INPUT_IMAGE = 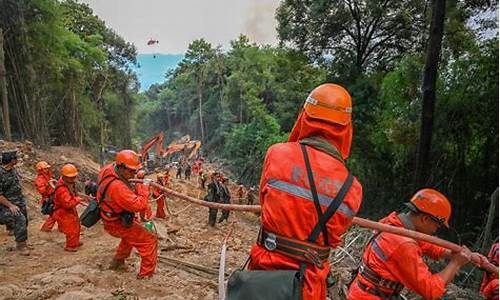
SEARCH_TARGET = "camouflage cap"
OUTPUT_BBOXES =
[1,150,18,164]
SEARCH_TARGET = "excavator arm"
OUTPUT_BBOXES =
[138,131,165,161]
[163,140,202,159]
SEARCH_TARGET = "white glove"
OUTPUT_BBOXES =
[143,179,153,186]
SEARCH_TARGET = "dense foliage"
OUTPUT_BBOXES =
[0,0,139,150]
[0,0,497,255]
[137,1,498,246]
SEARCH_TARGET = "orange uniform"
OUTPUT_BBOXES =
[248,141,363,300]
[35,171,57,231]
[52,178,81,250]
[237,185,245,199]
[347,212,448,300]
[98,164,157,277]
[153,175,168,219]
[248,83,363,300]
[136,182,152,221]
[481,243,499,300]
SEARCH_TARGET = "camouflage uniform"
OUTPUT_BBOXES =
[0,166,28,242]
[205,180,221,226]
[218,182,231,223]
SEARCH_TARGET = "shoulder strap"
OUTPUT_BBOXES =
[300,143,329,245]
[308,171,353,243]
[98,176,118,214]
[50,184,73,211]
[300,143,354,244]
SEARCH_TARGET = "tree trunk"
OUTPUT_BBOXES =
[481,187,498,254]
[474,187,499,286]
[0,26,12,141]
[414,0,446,188]
[198,83,205,142]
[99,97,106,165]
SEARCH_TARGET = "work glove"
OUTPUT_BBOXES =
[471,252,490,269]
[143,179,153,186]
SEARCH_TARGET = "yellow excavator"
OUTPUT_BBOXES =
[138,132,202,167]
[162,135,202,160]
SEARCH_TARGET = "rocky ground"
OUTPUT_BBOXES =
[0,141,484,299]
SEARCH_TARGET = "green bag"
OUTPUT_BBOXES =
[226,269,303,300]
[79,176,116,228]
[79,198,101,228]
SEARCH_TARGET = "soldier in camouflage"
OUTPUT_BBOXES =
[204,172,221,226]
[0,150,29,255]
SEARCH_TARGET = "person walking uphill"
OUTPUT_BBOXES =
[153,174,167,219]
[184,164,192,180]
[98,150,157,279]
[0,150,30,255]
[347,189,472,300]
[35,161,56,232]
[205,172,221,227]
[52,164,82,252]
[218,176,231,223]
[247,83,363,300]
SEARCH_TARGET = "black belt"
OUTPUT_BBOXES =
[259,230,330,268]
[358,261,404,292]
[357,279,403,300]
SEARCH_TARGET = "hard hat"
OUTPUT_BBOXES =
[137,170,146,179]
[36,161,51,171]
[303,83,352,125]
[61,164,78,177]
[115,150,142,170]
[407,188,452,228]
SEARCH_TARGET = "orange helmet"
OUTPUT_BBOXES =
[408,188,452,228]
[61,164,78,177]
[303,83,352,125]
[36,161,51,171]
[115,150,142,170]
[137,170,146,179]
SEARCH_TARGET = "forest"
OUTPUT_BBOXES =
[1,0,498,248]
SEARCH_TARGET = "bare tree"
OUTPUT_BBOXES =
[0,26,12,141]
[414,0,446,188]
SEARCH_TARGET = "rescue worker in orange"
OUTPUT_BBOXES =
[236,184,245,203]
[52,164,82,252]
[347,189,473,300]
[136,170,152,222]
[248,83,363,300]
[98,150,157,279]
[153,174,167,219]
[481,242,499,300]
[34,161,56,232]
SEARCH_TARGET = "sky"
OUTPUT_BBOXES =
[80,0,281,54]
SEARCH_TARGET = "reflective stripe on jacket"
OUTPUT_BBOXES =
[249,140,363,300]
[348,212,447,300]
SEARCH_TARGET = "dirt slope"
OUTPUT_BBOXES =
[0,141,259,300]
[0,141,482,300]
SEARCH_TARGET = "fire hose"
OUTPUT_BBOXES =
[130,179,499,276]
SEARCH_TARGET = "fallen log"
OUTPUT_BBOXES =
[130,180,260,212]
[159,257,214,280]
[352,218,498,275]
[158,254,221,276]
[132,179,499,276]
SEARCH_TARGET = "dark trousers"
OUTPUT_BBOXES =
[0,205,28,242]
[219,198,230,222]
[208,208,218,226]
